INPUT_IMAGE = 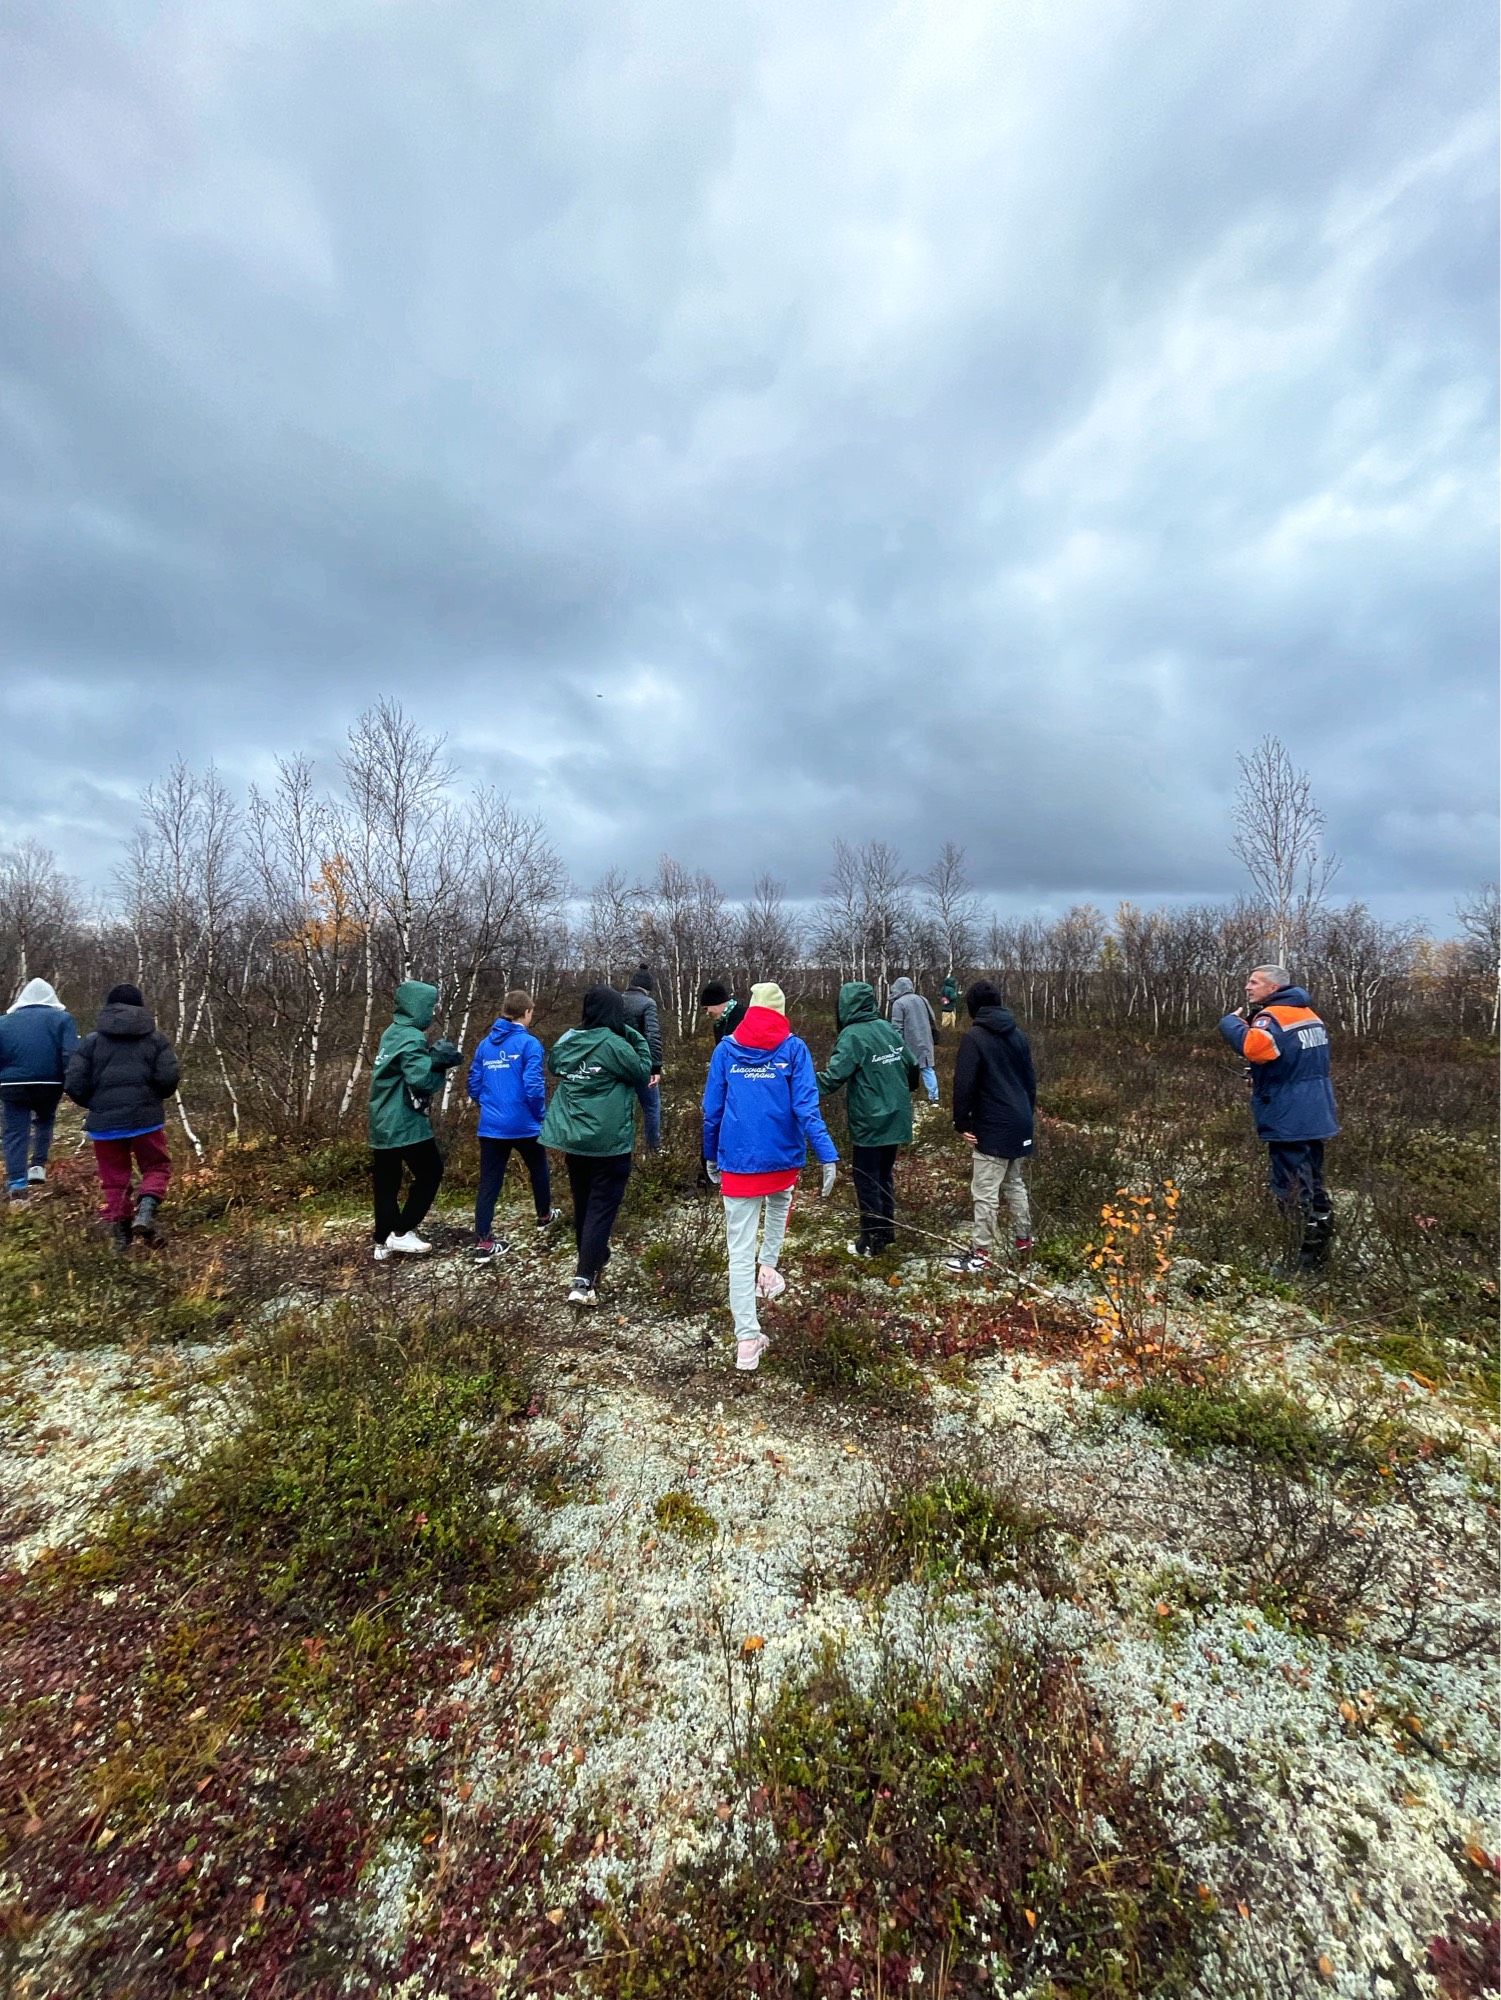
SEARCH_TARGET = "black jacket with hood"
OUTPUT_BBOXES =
[65,1001,181,1138]
[620,974,663,1070]
[951,1004,1036,1159]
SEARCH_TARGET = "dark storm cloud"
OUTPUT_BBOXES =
[0,0,1494,916]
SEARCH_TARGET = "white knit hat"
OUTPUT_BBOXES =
[748,981,786,1014]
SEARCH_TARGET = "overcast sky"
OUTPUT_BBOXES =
[1,0,1495,923]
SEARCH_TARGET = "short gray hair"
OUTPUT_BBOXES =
[1249,963,1290,986]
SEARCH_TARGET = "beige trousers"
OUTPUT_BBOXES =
[971,1151,1031,1250]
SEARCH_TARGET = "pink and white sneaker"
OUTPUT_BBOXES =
[736,1334,769,1372]
[756,1264,786,1300]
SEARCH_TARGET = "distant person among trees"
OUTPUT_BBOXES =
[940,974,961,1029]
[64,984,180,1254]
[946,980,1036,1275]
[467,989,554,1264]
[620,965,663,1153]
[367,980,462,1262]
[888,976,940,1105]
[540,985,653,1307]
[1218,965,1338,1268]
[1,978,77,1200]
[816,982,920,1259]
[702,981,838,1372]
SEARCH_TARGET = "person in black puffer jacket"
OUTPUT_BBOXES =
[65,984,181,1252]
[946,980,1037,1275]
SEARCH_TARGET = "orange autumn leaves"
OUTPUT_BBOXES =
[1085,1179,1180,1354]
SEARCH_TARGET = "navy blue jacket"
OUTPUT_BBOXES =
[1218,986,1339,1143]
[0,1002,78,1090]
[952,1005,1036,1159]
[467,1017,546,1139]
[701,1008,838,1180]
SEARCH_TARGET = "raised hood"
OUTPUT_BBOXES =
[394,981,438,1030]
[837,982,877,1026]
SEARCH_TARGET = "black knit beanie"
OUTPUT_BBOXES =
[699,980,730,1006]
[628,964,654,993]
[106,983,145,1007]
[965,979,1002,1018]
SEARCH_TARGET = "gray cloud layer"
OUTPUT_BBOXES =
[0,0,1494,914]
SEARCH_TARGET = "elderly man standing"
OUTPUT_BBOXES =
[1218,964,1339,1268]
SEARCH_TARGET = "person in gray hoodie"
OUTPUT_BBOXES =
[889,977,939,1105]
[619,965,663,1151]
[0,979,78,1197]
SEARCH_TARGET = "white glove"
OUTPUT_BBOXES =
[706,1161,721,1185]
[820,1162,837,1199]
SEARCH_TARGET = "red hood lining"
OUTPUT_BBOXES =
[731,1006,791,1051]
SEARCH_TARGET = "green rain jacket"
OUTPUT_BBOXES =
[368,982,451,1149]
[538,1024,653,1156]
[816,983,920,1146]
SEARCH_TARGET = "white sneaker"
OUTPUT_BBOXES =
[386,1230,432,1256]
[373,1242,392,1262]
[567,1278,598,1308]
[736,1334,769,1372]
[27,1166,46,1185]
[756,1264,786,1300]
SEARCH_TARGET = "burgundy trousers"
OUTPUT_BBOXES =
[93,1129,172,1222]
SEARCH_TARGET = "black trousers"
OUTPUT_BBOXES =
[476,1135,552,1237]
[851,1143,898,1252]
[371,1139,444,1243]
[565,1151,633,1283]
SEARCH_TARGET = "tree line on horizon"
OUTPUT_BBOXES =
[0,704,1495,1142]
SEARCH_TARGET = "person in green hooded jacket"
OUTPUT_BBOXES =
[538,985,653,1306]
[816,982,919,1258]
[368,980,463,1261]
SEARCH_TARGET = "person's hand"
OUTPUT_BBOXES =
[820,1162,837,1199]
[961,1131,978,1148]
[429,1039,462,1070]
[705,1161,721,1185]
[649,1072,661,1088]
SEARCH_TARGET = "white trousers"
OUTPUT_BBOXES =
[723,1188,793,1339]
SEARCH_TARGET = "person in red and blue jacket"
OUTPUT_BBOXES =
[701,981,838,1373]
[1219,965,1338,1261]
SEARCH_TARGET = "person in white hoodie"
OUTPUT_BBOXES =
[0,979,78,1198]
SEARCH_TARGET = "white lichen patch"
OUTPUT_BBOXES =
[0,1341,218,1568]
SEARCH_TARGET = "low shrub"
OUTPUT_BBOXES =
[653,1490,717,1542]
[763,1297,926,1410]
[851,1471,1058,1592]
[599,1641,1209,1997]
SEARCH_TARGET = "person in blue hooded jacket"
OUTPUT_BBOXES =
[467,989,553,1262]
[1218,964,1338,1265]
[702,981,838,1373]
[0,979,78,1198]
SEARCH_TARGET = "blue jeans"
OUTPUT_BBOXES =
[636,1078,661,1151]
[919,1066,939,1104]
[3,1089,61,1188]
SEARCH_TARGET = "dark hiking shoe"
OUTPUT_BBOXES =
[133,1194,161,1240]
[110,1219,133,1256]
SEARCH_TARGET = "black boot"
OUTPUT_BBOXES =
[110,1218,133,1256]
[1299,1209,1334,1271]
[134,1193,161,1241]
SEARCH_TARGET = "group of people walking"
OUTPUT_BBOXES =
[1,957,1340,1355]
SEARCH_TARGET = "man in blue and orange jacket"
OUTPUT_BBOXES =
[1219,965,1338,1260]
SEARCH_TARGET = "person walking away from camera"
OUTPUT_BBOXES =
[620,965,663,1152]
[889,976,940,1106]
[702,981,838,1372]
[946,981,1036,1275]
[940,974,960,1030]
[0,979,78,1200]
[467,989,554,1263]
[540,985,653,1307]
[367,980,462,1262]
[816,981,919,1259]
[64,984,180,1254]
[1218,965,1338,1268]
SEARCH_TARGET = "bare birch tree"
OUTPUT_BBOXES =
[1232,736,1340,963]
